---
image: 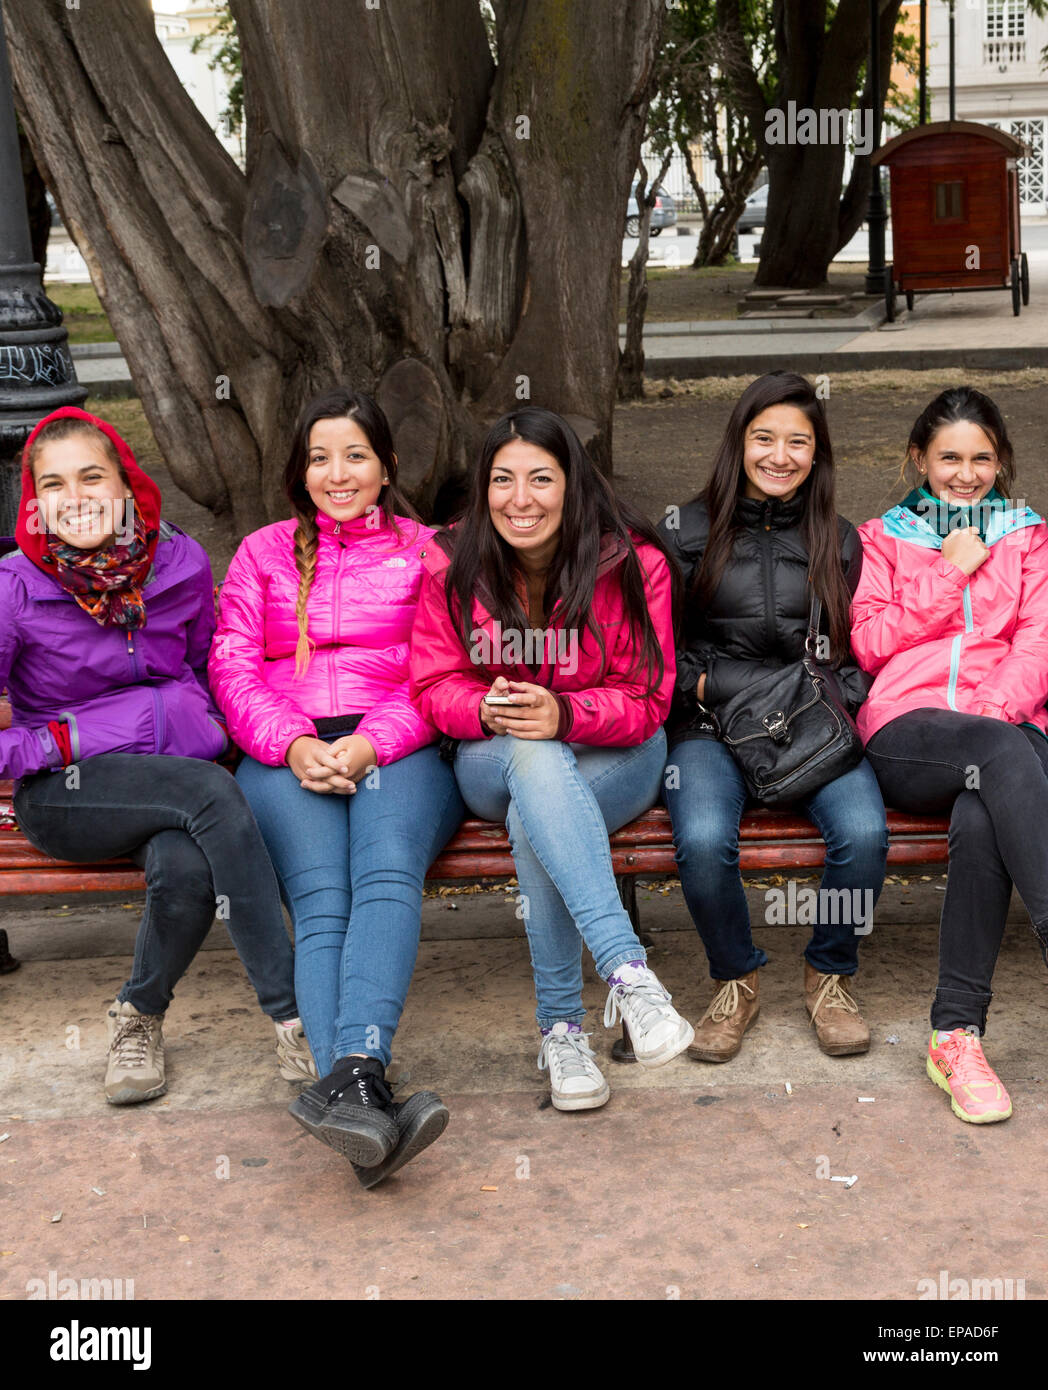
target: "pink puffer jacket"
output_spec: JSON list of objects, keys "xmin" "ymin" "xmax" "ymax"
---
[
  {"xmin": 852, "ymin": 502, "xmax": 1048, "ymax": 742},
  {"xmin": 209, "ymin": 509, "xmax": 438, "ymax": 766},
  {"xmin": 408, "ymin": 532, "xmax": 676, "ymax": 746}
]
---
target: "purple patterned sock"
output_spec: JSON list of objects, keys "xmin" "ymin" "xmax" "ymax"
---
[
  {"xmin": 540, "ymin": 1020, "xmax": 583, "ymax": 1036},
  {"xmin": 607, "ymin": 959, "xmax": 646, "ymax": 988}
]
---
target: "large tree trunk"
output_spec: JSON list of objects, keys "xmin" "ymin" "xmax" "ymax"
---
[
  {"xmin": 719, "ymin": 0, "xmax": 901, "ymax": 289},
  {"xmin": 6, "ymin": 0, "xmax": 663, "ymax": 536}
]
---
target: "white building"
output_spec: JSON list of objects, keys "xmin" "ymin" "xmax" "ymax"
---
[
  {"xmin": 152, "ymin": 0, "xmax": 243, "ymax": 167},
  {"xmin": 928, "ymin": 0, "xmax": 1048, "ymax": 212}
]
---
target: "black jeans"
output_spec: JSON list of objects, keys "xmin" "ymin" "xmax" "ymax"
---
[
  {"xmin": 15, "ymin": 755, "xmax": 297, "ymax": 1020},
  {"xmin": 866, "ymin": 709, "xmax": 1048, "ymax": 1033}
]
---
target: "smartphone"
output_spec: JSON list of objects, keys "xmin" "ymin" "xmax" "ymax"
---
[{"xmin": 484, "ymin": 695, "xmax": 516, "ymax": 705}]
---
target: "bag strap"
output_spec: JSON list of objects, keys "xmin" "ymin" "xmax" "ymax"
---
[{"xmin": 804, "ymin": 576, "xmax": 823, "ymax": 659}]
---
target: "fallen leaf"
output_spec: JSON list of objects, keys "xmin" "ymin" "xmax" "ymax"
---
[
  {"xmin": 178, "ymin": 1235, "xmax": 190, "ymax": 1243},
  {"xmin": 480, "ymin": 1185, "xmax": 498, "ymax": 1192},
  {"xmin": 51, "ymin": 1212, "xmax": 62, "ymax": 1224},
  {"xmin": 797, "ymin": 1223, "xmax": 809, "ymax": 1229},
  {"xmin": 90, "ymin": 1187, "xmax": 106, "ymax": 1196}
]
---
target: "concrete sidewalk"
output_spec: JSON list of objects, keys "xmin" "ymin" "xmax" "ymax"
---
[{"xmin": 1, "ymin": 886, "xmax": 1045, "ymax": 1301}]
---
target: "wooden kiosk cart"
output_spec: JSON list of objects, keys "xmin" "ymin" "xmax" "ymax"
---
[{"xmin": 873, "ymin": 120, "xmax": 1029, "ymax": 320}]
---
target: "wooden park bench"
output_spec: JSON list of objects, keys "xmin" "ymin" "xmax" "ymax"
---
[{"xmin": 0, "ymin": 695, "xmax": 952, "ymax": 1059}]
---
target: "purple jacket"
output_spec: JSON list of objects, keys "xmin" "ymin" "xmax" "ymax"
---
[{"xmin": 0, "ymin": 521, "xmax": 228, "ymax": 781}]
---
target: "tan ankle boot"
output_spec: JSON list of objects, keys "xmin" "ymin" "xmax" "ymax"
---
[
  {"xmin": 688, "ymin": 970, "xmax": 760, "ymax": 1063},
  {"xmin": 804, "ymin": 962, "xmax": 870, "ymax": 1056},
  {"xmin": 105, "ymin": 999, "xmax": 166, "ymax": 1104}
]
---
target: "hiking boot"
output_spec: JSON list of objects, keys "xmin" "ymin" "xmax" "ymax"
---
[
  {"xmin": 273, "ymin": 1017, "xmax": 317, "ymax": 1082},
  {"xmin": 288, "ymin": 1056, "xmax": 399, "ymax": 1166},
  {"xmin": 804, "ymin": 961, "xmax": 870, "ymax": 1056},
  {"xmin": 927, "ymin": 1029, "xmax": 1012, "ymax": 1124},
  {"xmin": 537, "ymin": 1022, "xmax": 610, "ymax": 1111},
  {"xmin": 603, "ymin": 962, "xmax": 694, "ymax": 1067},
  {"xmin": 688, "ymin": 970, "xmax": 760, "ymax": 1063},
  {"xmin": 105, "ymin": 999, "xmax": 166, "ymax": 1105},
  {"xmin": 352, "ymin": 1089, "xmax": 450, "ymax": 1190}
]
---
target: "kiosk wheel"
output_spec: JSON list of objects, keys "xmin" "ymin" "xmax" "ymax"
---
[{"xmin": 1012, "ymin": 257, "xmax": 1022, "ymax": 316}]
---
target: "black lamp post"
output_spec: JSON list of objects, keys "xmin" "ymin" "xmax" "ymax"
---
[
  {"xmin": 864, "ymin": 0, "xmax": 889, "ymax": 294},
  {"xmin": 0, "ymin": 0, "xmax": 85, "ymax": 538}
]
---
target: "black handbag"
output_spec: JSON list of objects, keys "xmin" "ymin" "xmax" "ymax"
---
[{"xmin": 709, "ymin": 588, "xmax": 864, "ymax": 807}]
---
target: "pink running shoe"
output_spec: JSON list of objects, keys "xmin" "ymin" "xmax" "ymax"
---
[{"xmin": 926, "ymin": 1029, "xmax": 1012, "ymax": 1124}]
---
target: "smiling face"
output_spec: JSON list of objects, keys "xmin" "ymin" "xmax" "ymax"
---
[
  {"xmin": 487, "ymin": 438, "xmax": 566, "ymax": 571},
  {"xmin": 913, "ymin": 421, "xmax": 999, "ymax": 506},
  {"xmin": 32, "ymin": 434, "xmax": 133, "ymax": 550},
  {"xmin": 741, "ymin": 404, "xmax": 816, "ymax": 502},
  {"xmin": 304, "ymin": 415, "xmax": 387, "ymax": 522}
]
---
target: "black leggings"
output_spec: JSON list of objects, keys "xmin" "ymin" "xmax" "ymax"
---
[
  {"xmin": 866, "ymin": 709, "xmax": 1048, "ymax": 1033},
  {"xmin": 15, "ymin": 755, "xmax": 297, "ymax": 1019}
]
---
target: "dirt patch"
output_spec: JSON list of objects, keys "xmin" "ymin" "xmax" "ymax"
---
[{"xmin": 619, "ymin": 260, "xmax": 875, "ymax": 322}]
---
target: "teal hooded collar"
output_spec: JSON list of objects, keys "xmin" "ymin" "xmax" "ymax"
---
[{"xmin": 882, "ymin": 487, "xmax": 1043, "ymax": 550}]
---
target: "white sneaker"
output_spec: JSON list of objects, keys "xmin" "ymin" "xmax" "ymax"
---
[
  {"xmin": 274, "ymin": 1018, "xmax": 318, "ymax": 1082},
  {"xmin": 603, "ymin": 963, "xmax": 694, "ymax": 1067},
  {"xmin": 537, "ymin": 1022, "xmax": 610, "ymax": 1111}
]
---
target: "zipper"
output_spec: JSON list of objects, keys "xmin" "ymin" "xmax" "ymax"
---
[
  {"xmin": 330, "ymin": 527, "xmax": 347, "ymax": 710},
  {"xmin": 946, "ymin": 583, "xmax": 974, "ymax": 712},
  {"xmin": 759, "ymin": 508, "xmax": 776, "ymax": 653},
  {"xmin": 126, "ymin": 631, "xmax": 163, "ymax": 752}
]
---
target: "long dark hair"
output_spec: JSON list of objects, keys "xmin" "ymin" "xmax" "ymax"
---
[
  {"xmin": 443, "ymin": 407, "xmax": 681, "ymax": 693},
  {"xmin": 904, "ymin": 386, "xmax": 1015, "ymax": 496},
  {"xmin": 283, "ymin": 386, "xmax": 419, "ymax": 674},
  {"xmin": 692, "ymin": 371, "xmax": 853, "ymax": 664}
]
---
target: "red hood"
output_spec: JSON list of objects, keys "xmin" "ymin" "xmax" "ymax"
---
[{"xmin": 15, "ymin": 406, "xmax": 163, "ymax": 576}]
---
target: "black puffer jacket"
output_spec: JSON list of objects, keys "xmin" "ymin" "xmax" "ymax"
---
[{"xmin": 657, "ymin": 492, "xmax": 870, "ymax": 741}]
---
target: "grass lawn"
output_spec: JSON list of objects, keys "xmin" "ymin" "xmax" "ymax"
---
[{"xmin": 46, "ymin": 282, "xmax": 114, "ymax": 344}]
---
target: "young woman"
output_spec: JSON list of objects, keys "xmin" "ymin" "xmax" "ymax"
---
[
  {"xmin": 659, "ymin": 372, "xmax": 888, "ymax": 1062},
  {"xmin": 209, "ymin": 387, "xmax": 464, "ymax": 1189},
  {"xmin": 409, "ymin": 406, "xmax": 694, "ymax": 1112},
  {"xmin": 3, "ymin": 407, "xmax": 310, "ymax": 1103},
  {"xmin": 853, "ymin": 386, "xmax": 1048, "ymax": 1125}
]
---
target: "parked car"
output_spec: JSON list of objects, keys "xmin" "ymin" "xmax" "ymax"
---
[
  {"xmin": 737, "ymin": 183, "xmax": 769, "ymax": 233},
  {"xmin": 625, "ymin": 185, "xmax": 677, "ymax": 238}
]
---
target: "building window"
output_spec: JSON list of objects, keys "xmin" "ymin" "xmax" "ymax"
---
[
  {"xmin": 933, "ymin": 181, "xmax": 964, "ymax": 222},
  {"xmin": 986, "ymin": 0, "xmax": 1026, "ymax": 39}
]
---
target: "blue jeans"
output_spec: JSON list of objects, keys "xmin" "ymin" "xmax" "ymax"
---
[
  {"xmin": 453, "ymin": 730, "xmax": 667, "ymax": 1027},
  {"xmin": 236, "ymin": 742, "xmax": 464, "ymax": 1076},
  {"xmin": 664, "ymin": 737, "xmax": 889, "ymax": 980}
]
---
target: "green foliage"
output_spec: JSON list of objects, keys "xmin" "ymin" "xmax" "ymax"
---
[{"xmin": 190, "ymin": 4, "xmax": 243, "ymax": 139}]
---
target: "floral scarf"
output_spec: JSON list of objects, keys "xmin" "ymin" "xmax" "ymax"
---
[{"xmin": 44, "ymin": 504, "xmax": 157, "ymax": 629}]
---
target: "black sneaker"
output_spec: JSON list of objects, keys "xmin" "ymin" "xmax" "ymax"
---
[
  {"xmin": 352, "ymin": 1089, "xmax": 450, "ymax": 1190},
  {"xmin": 288, "ymin": 1057, "xmax": 398, "ymax": 1167}
]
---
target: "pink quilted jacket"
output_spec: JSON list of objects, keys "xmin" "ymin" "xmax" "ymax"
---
[{"xmin": 209, "ymin": 509, "xmax": 438, "ymax": 766}]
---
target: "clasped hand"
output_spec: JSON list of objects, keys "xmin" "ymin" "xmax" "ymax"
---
[{"xmin": 285, "ymin": 733, "xmax": 377, "ymax": 794}]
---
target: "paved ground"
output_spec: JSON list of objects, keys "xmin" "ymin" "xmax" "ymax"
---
[{"xmin": 1, "ymin": 886, "xmax": 1045, "ymax": 1303}]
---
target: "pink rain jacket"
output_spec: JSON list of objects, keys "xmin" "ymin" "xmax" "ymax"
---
[
  {"xmin": 852, "ymin": 501, "xmax": 1048, "ymax": 743},
  {"xmin": 209, "ymin": 509, "xmax": 439, "ymax": 766},
  {"xmin": 408, "ymin": 532, "xmax": 676, "ymax": 746}
]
